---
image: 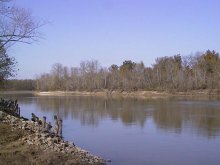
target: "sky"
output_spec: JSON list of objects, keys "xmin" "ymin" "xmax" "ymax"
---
[{"xmin": 9, "ymin": 0, "xmax": 220, "ymax": 79}]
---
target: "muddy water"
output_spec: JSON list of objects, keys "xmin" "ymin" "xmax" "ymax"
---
[{"xmin": 1, "ymin": 93, "xmax": 220, "ymax": 165}]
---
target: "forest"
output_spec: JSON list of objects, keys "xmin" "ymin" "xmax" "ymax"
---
[{"xmin": 2, "ymin": 49, "xmax": 220, "ymax": 92}]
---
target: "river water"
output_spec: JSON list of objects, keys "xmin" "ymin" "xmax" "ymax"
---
[{"xmin": 1, "ymin": 92, "xmax": 220, "ymax": 165}]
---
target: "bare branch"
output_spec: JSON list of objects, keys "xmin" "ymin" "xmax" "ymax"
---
[{"xmin": 0, "ymin": 2, "xmax": 43, "ymax": 49}]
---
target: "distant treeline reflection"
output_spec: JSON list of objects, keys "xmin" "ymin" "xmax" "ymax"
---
[{"xmin": 15, "ymin": 96, "xmax": 220, "ymax": 138}]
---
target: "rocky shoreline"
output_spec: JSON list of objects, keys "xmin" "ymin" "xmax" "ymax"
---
[{"xmin": 0, "ymin": 110, "xmax": 106, "ymax": 165}]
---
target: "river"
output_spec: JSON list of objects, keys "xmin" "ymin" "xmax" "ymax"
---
[{"xmin": 1, "ymin": 92, "xmax": 220, "ymax": 165}]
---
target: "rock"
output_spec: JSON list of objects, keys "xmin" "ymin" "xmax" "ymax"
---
[
  {"xmin": 0, "ymin": 110, "xmax": 106, "ymax": 164},
  {"xmin": 27, "ymin": 140, "xmax": 33, "ymax": 145}
]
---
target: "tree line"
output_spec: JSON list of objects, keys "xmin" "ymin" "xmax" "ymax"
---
[
  {"xmin": 1, "ymin": 79, "xmax": 36, "ymax": 91},
  {"xmin": 33, "ymin": 50, "xmax": 220, "ymax": 92},
  {"xmin": 1, "ymin": 2, "xmax": 220, "ymax": 93}
]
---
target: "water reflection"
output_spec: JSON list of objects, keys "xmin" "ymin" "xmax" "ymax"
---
[
  {"xmin": 1, "ymin": 93, "xmax": 220, "ymax": 138},
  {"xmin": 33, "ymin": 96, "xmax": 149, "ymax": 127},
  {"xmin": 153, "ymin": 99, "xmax": 220, "ymax": 137}
]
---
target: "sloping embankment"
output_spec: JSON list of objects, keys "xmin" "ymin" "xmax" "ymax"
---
[{"xmin": 0, "ymin": 110, "xmax": 105, "ymax": 165}]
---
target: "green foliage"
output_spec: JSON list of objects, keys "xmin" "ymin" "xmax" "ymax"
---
[
  {"xmin": 119, "ymin": 60, "xmax": 136, "ymax": 74},
  {"xmin": 200, "ymin": 50, "xmax": 219, "ymax": 74},
  {"xmin": 2, "ymin": 79, "xmax": 36, "ymax": 90},
  {"xmin": 0, "ymin": 47, "xmax": 16, "ymax": 82},
  {"xmin": 109, "ymin": 64, "xmax": 119, "ymax": 72}
]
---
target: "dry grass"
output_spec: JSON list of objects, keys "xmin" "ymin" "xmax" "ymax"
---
[
  {"xmin": 0, "ymin": 123, "xmax": 88, "ymax": 165},
  {"xmin": 0, "ymin": 124, "xmax": 24, "ymax": 145}
]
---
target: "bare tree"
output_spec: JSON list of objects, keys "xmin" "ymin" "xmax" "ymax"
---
[
  {"xmin": 34, "ymin": 50, "xmax": 220, "ymax": 92},
  {"xmin": 0, "ymin": 0, "xmax": 42, "ymax": 84},
  {"xmin": 0, "ymin": 0, "xmax": 42, "ymax": 49}
]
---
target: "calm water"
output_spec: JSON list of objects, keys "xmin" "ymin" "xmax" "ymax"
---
[{"xmin": 1, "ymin": 93, "xmax": 220, "ymax": 165}]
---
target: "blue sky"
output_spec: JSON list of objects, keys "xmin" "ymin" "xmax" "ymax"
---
[{"xmin": 11, "ymin": 0, "xmax": 220, "ymax": 79}]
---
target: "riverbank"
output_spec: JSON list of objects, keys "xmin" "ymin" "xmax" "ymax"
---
[
  {"xmin": 0, "ymin": 110, "xmax": 105, "ymax": 165},
  {"xmin": 34, "ymin": 89, "xmax": 220, "ymax": 99}
]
